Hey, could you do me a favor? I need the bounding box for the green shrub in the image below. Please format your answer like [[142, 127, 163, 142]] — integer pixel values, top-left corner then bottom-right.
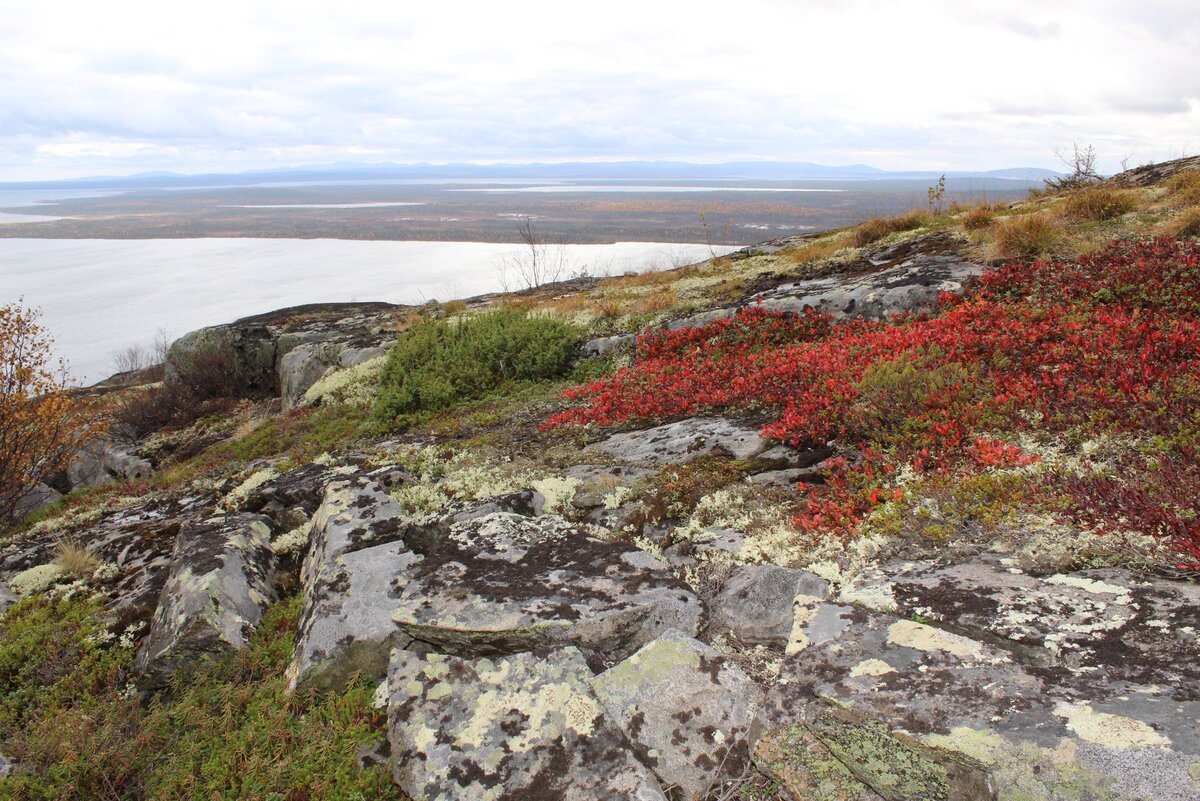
[[0, 596, 400, 801], [374, 309, 582, 420]]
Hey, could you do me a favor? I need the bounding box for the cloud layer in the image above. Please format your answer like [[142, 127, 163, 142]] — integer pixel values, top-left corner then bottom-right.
[[1, 0, 1197, 178]]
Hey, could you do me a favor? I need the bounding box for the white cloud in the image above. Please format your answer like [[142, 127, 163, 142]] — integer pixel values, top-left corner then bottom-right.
[[0, 0, 1197, 179]]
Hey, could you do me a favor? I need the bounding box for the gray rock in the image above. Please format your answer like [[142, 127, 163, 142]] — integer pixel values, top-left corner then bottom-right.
[[135, 513, 276, 690], [279, 340, 341, 411], [581, 333, 636, 357], [662, 527, 746, 567], [287, 475, 418, 694], [591, 630, 763, 800], [709, 565, 829, 647], [590, 417, 772, 465], [746, 466, 821, 488], [11, 481, 61, 520], [67, 439, 153, 489], [665, 307, 738, 332], [391, 512, 702, 662], [0, 752, 12, 778], [751, 254, 986, 321], [388, 646, 666, 801], [760, 598, 1200, 801]]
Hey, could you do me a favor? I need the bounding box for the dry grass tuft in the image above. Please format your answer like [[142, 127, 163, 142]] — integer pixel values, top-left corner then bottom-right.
[[851, 209, 934, 247], [591, 296, 626, 319], [962, 206, 996, 230], [634, 288, 679, 314], [600, 268, 676, 290], [784, 236, 842, 265], [1167, 170, 1200, 206], [1167, 207, 1200, 238], [1060, 187, 1138, 221], [54, 537, 100, 578], [990, 213, 1064, 260], [440, 299, 468, 314]]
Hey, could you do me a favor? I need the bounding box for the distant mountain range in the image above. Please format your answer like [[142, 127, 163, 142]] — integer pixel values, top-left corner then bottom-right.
[[0, 161, 1061, 190]]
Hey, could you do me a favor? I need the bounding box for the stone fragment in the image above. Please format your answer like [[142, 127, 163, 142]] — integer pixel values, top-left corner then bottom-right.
[[286, 474, 418, 693], [135, 513, 276, 690], [391, 512, 701, 662], [709, 565, 829, 647], [590, 417, 772, 464], [591, 630, 762, 799], [388, 647, 666, 801]]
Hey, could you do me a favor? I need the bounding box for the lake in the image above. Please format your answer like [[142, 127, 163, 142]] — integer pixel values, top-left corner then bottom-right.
[[0, 238, 730, 384]]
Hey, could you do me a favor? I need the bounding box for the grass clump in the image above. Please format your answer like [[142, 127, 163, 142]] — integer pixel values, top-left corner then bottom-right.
[[961, 205, 996, 231], [52, 536, 101, 577], [851, 210, 934, 247], [990, 213, 1064, 259], [374, 308, 582, 420], [0, 595, 401, 800], [1167, 170, 1200, 206], [1167, 207, 1200, 238], [1060, 186, 1138, 221]]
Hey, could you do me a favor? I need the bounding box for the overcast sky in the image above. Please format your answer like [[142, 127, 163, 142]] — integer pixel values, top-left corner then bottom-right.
[[1, 0, 1196, 180]]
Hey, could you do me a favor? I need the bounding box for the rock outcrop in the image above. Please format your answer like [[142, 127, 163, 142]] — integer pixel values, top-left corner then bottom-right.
[[590, 417, 775, 465]]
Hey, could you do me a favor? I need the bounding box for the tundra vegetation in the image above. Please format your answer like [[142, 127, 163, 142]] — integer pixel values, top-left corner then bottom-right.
[[2, 157, 1199, 800]]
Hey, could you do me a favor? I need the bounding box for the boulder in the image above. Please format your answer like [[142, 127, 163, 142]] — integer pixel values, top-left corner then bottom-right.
[[388, 647, 666, 801], [287, 475, 419, 694], [11, 482, 61, 521], [391, 512, 702, 663], [66, 439, 153, 490], [135, 513, 276, 690], [591, 630, 763, 799], [581, 333, 636, 357], [708, 564, 830, 647], [759, 597, 1200, 801], [750, 254, 986, 321], [590, 417, 772, 465], [165, 323, 278, 396]]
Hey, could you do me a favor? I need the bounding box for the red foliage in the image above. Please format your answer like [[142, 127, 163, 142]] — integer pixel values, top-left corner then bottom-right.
[[547, 238, 1200, 568]]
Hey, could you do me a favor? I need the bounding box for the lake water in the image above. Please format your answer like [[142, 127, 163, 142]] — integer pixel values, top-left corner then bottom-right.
[[0, 238, 730, 384]]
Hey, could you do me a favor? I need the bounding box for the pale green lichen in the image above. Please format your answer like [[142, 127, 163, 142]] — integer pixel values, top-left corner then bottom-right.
[[1053, 702, 1172, 749], [530, 476, 581, 516], [10, 562, 65, 595], [272, 518, 312, 555], [219, 467, 278, 512], [302, 355, 386, 408]]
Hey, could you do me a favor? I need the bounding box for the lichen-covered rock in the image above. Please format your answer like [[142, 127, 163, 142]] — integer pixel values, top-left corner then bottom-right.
[[287, 475, 419, 694], [391, 512, 702, 662], [388, 646, 666, 801], [66, 439, 153, 490], [590, 629, 762, 799], [589, 417, 773, 464], [709, 564, 829, 647], [750, 254, 986, 321], [754, 724, 884, 801], [135, 513, 276, 690], [763, 598, 1200, 801], [840, 556, 1200, 692], [581, 333, 635, 357]]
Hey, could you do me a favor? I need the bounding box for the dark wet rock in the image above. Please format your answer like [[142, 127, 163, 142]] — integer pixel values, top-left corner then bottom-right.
[[750, 254, 985, 321], [708, 565, 829, 647], [753, 724, 884, 801], [238, 462, 347, 522], [762, 598, 1200, 801], [135, 513, 276, 690], [388, 646, 666, 801], [590, 629, 762, 800], [581, 333, 635, 357], [287, 475, 419, 694], [590, 417, 772, 465], [841, 557, 1200, 694], [392, 512, 702, 662]]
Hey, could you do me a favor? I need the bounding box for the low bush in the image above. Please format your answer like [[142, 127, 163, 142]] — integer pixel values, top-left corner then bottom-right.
[[1060, 186, 1137, 221], [548, 237, 1200, 569], [0, 595, 400, 800], [990, 212, 1063, 259], [110, 345, 241, 437], [374, 308, 582, 420]]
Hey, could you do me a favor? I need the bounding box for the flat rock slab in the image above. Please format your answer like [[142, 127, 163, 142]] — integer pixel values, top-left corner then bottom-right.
[[764, 599, 1200, 801], [841, 557, 1200, 697], [750, 255, 986, 321], [753, 724, 885, 801], [392, 512, 702, 662], [709, 564, 829, 647], [288, 475, 419, 693], [388, 647, 666, 801], [136, 513, 276, 690], [590, 417, 772, 465], [591, 629, 763, 800]]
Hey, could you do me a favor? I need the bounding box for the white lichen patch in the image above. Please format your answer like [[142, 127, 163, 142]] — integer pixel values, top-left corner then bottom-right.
[[785, 597, 823, 655], [219, 467, 278, 512], [1044, 574, 1132, 600], [272, 518, 312, 555], [1054, 703, 1171, 750], [10, 562, 65, 596], [530, 476, 581, 516], [887, 619, 1001, 663]]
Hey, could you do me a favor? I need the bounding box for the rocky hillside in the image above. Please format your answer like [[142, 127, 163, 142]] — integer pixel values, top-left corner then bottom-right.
[[2, 158, 1200, 800]]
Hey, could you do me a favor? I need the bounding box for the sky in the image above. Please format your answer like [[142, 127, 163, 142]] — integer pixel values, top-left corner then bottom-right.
[[0, 0, 1197, 180]]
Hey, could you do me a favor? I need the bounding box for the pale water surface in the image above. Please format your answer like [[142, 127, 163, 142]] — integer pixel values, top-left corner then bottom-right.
[[0, 238, 729, 383]]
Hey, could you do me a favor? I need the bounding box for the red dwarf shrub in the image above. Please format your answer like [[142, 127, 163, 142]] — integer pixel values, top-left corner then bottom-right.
[[548, 237, 1200, 569]]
